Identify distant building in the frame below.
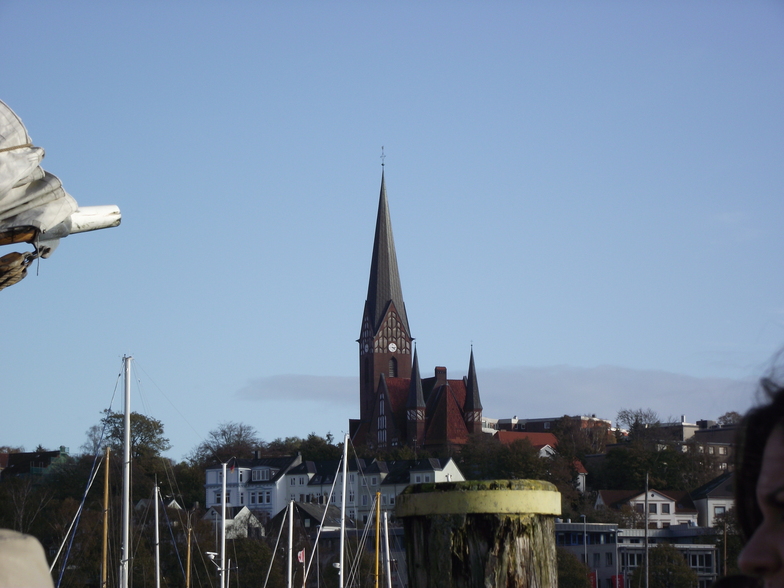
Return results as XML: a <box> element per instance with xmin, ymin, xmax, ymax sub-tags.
<box><xmin>690</xmin><ymin>471</ymin><xmax>734</xmax><ymax>528</ymax></box>
<box><xmin>203</xmin><ymin>505</ymin><xmax>264</xmax><ymax>539</ymax></box>
<box><xmin>204</xmin><ymin>455</ymin><xmax>465</xmax><ymax>525</ymax></box>
<box><xmin>0</xmin><ymin>446</ymin><xmax>69</xmax><ymax>481</ymax></box>
<box><xmin>595</xmin><ymin>489</ymin><xmax>699</xmax><ymax>528</ymax></box>
<box><xmin>350</xmin><ymin>170</ymin><xmax>484</xmax><ymax>454</ymax></box>
<box><xmin>555</xmin><ymin>521</ymin><xmax>719</xmax><ymax>588</ymax></box>
<box><xmin>496</xmin><ymin>415</ymin><xmax>612</xmax><ymax>434</ymax></box>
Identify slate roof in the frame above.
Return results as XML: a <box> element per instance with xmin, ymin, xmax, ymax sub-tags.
<box><xmin>690</xmin><ymin>471</ymin><xmax>734</xmax><ymax>500</ymax></box>
<box><xmin>365</xmin><ymin>171</ymin><xmax>409</xmax><ymax>333</ymax></box>
<box><xmin>597</xmin><ymin>489</ymin><xmax>698</xmax><ymax>514</ymax></box>
<box><xmin>208</xmin><ymin>455</ymin><xmax>300</xmax><ymax>483</ymax></box>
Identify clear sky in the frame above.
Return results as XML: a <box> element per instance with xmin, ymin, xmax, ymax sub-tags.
<box><xmin>2</xmin><ymin>1</ymin><xmax>783</xmax><ymax>460</ymax></box>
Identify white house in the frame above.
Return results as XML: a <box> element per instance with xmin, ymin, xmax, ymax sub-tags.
<box><xmin>205</xmin><ymin>455</ymin><xmax>465</xmax><ymax>526</ymax></box>
<box><xmin>595</xmin><ymin>489</ymin><xmax>699</xmax><ymax>528</ymax></box>
<box><xmin>690</xmin><ymin>471</ymin><xmax>734</xmax><ymax>528</ymax></box>
<box><xmin>204</xmin><ymin>454</ymin><xmax>302</xmax><ymax>524</ymax></box>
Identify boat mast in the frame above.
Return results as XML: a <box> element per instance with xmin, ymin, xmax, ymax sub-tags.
<box><xmin>374</xmin><ymin>492</ymin><xmax>381</xmax><ymax>588</ymax></box>
<box><xmin>119</xmin><ymin>355</ymin><xmax>132</xmax><ymax>588</ymax></box>
<box><xmin>154</xmin><ymin>481</ymin><xmax>161</xmax><ymax>588</ymax></box>
<box><xmin>221</xmin><ymin>462</ymin><xmax>227</xmax><ymax>588</ymax></box>
<box><xmin>101</xmin><ymin>446</ymin><xmax>110</xmax><ymax>588</ymax></box>
<box><xmin>383</xmin><ymin>512</ymin><xmax>392</xmax><ymax>588</ymax></box>
<box><xmin>287</xmin><ymin>500</ymin><xmax>294</xmax><ymax>588</ymax></box>
<box><xmin>339</xmin><ymin>433</ymin><xmax>348</xmax><ymax>588</ymax></box>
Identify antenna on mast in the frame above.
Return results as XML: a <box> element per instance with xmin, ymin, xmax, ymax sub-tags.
<box><xmin>380</xmin><ymin>146</ymin><xmax>385</xmax><ymax>167</ymax></box>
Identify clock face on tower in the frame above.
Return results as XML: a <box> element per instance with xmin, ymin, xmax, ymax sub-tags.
<box><xmin>364</xmin><ymin>343</ymin><xmax>369</xmax><ymax>352</ymax></box>
<box><xmin>388</xmin><ymin>342</ymin><xmax>397</xmax><ymax>352</ymax></box>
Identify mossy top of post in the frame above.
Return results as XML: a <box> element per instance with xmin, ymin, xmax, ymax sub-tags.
<box><xmin>395</xmin><ymin>479</ymin><xmax>561</xmax><ymax>518</ymax></box>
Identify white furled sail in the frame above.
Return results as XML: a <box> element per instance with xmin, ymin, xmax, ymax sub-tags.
<box><xmin>0</xmin><ymin>100</ymin><xmax>121</xmax><ymax>290</ymax></box>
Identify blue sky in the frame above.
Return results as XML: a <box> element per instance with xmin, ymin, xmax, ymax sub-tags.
<box><xmin>2</xmin><ymin>1</ymin><xmax>783</xmax><ymax>460</ymax></box>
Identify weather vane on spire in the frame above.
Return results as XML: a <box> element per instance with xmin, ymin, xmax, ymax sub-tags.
<box><xmin>380</xmin><ymin>146</ymin><xmax>385</xmax><ymax>167</ymax></box>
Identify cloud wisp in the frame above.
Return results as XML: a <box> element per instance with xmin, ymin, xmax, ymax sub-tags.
<box><xmin>236</xmin><ymin>365</ymin><xmax>757</xmax><ymax>428</ymax></box>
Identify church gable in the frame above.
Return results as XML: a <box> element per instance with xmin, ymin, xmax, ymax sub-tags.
<box><xmin>424</xmin><ymin>382</ymin><xmax>470</xmax><ymax>447</ymax></box>
<box><xmin>373</xmin><ymin>302</ymin><xmax>411</xmax><ymax>357</ymax></box>
<box><xmin>366</xmin><ymin>376</ymin><xmax>406</xmax><ymax>451</ymax></box>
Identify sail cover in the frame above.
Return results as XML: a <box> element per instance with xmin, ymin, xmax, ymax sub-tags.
<box><xmin>0</xmin><ymin>100</ymin><xmax>121</xmax><ymax>290</ymax></box>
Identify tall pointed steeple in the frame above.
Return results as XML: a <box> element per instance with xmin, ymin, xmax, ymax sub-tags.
<box><xmin>464</xmin><ymin>347</ymin><xmax>483</xmax><ymax>434</ymax></box>
<box><xmin>358</xmin><ymin>168</ymin><xmax>413</xmax><ymax>423</ymax></box>
<box><xmin>365</xmin><ymin>170</ymin><xmax>410</xmax><ymax>333</ymax></box>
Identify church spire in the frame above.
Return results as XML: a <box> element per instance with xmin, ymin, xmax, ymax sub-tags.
<box><xmin>406</xmin><ymin>346</ymin><xmax>425</xmax><ymax>409</ymax></box>
<box><xmin>365</xmin><ymin>170</ymin><xmax>410</xmax><ymax>333</ymax></box>
<box><xmin>464</xmin><ymin>347</ymin><xmax>483</xmax><ymax>434</ymax></box>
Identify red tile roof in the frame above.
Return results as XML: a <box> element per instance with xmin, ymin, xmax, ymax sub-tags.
<box><xmin>494</xmin><ymin>431</ymin><xmax>559</xmax><ymax>449</ymax></box>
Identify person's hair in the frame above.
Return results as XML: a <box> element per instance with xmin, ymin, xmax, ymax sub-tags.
<box><xmin>735</xmin><ymin>377</ymin><xmax>784</xmax><ymax>541</ymax></box>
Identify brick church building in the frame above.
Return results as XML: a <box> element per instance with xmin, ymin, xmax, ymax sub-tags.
<box><xmin>349</xmin><ymin>169</ymin><xmax>484</xmax><ymax>455</ymax></box>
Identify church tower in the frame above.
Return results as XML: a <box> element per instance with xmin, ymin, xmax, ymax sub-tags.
<box><xmin>358</xmin><ymin>169</ymin><xmax>413</xmax><ymax>422</ymax></box>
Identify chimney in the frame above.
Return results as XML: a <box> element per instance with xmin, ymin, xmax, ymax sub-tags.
<box><xmin>434</xmin><ymin>366</ymin><xmax>447</xmax><ymax>386</ymax></box>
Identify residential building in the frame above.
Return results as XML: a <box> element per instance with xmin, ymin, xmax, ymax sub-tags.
<box><xmin>493</xmin><ymin>431</ymin><xmax>588</xmax><ymax>493</ymax></box>
<box><xmin>497</xmin><ymin>415</ymin><xmax>612</xmax><ymax>434</ymax></box>
<box><xmin>595</xmin><ymin>489</ymin><xmax>699</xmax><ymax>528</ymax></box>
<box><xmin>690</xmin><ymin>471</ymin><xmax>734</xmax><ymax>528</ymax></box>
<box><xmin>204</xmin><ymin>454</ymin><xmax>302</xmax><ymax>524</ymax></box>
<box><xmin>556</xmin><ymin>522</ymin><xmax>719</xmax><ymax>588</ymax></box>
<box><xmin>205</xmin><ymin>455</ymin><xmax>464</xmax><ymax>525</ymax></box>
<box><xmin>0</xmin><ymin>446</ymin><xmax>70</xmax><ymax>481</ymax></box>
<box><xmin>350</xmin><ymin>170</ymin><xmax>484</xmax><ymax>454</ymax></box>
<box><xmin>203</xmin><ymin>506</ymin><xmax>264</xmax><ymax>539</ymax></box>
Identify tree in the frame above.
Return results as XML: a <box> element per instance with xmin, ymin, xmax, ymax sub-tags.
<box><xmin>717</xmin><ymin>411</ymin><xmax>742</xmax><ymax>426</ymax></box>
<box><xmin>629</xmin><ymin>543</ymin><xmax>698</xmax><ymax>588</ymax></box>
<box><xmin>188</xmin><ymin>421</ymin><xmax>261</xmax><ymax>466</ymax></box>
<box><xmin>617</xmin><ymin>408</ymin><xmax>662</xmax><ymax>448</ymax></box>
<box><xmin>80</xmin><ymin>424</ymin><xmax>104</xmax><ymax>455</ymax></box>
<box><xmin>557</xmin><ymin>547</ymin><xmax>591</xmax><ymax>588</ymax></box>
<box><xmin>100</xmin><ymin>410</ymin><xmax>171</xmax><ymax>458</ymax></box>
<box><xmin>553</xmin><ymin>416</ymin><xmax>611</xmax><ymax>461</ymax></box>
<box><xmin>714</xmin><ymin>508</ymin><xmax>743</xmax><ymax>577</ymax></box>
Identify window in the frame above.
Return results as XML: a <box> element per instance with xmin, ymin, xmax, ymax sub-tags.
<box><xmin>606</xmin><ymin>552</ymin><xmax>613</xmax><ymax>567</ymax></box>
<box><xmin>389</xmin><ymin>357</ymin><xmax>398</xmax><ymax>377</ymax></box>
<box><xmin>381</xmin><ymin>494</ymin><xmax>388</xmax><ymax>505</ymax></box>
<box><xmin>215</xmin><ymin>492</ymin><xmax>221</xmax><ymax>503</ymax></box>
<box><xmin>349</xmin><ymin>491</ymin><xmax>355</xmax><ymax>504</ymax></box>
<box><xmin>371</xmin><ymin>476</ymin><xmax>378</xmax><ymax>486</ymax></box>
<box><xmin>350</xmin><ymin>474</ymin><xmax>355</xmax><ymax>483</ymax></box>
<box><xmin>299</xmin><ymin>477</ymin><xmax>305</xmax><ymax>485</ymax></box>
<box><xmin>253</xmin><ymin>469</ymin><xmax>270</xmax><ymax>482</ymax></box>
<box><xmin>662</xmin><ymin>503</ymin><xmax>670</xmax><ymax>514</ymax></box>
<box><xmin>593</xmin><ymin>553</ymin><xmax>601</xmax><ymax>567</ymax></box>
<box><xmin>424</xmin><ymin>475</ymin><xmax>431</xmax><ymax>483</ymax></box>
<box><xmin>635</xmin><ymin>503</ymin><xmax>644</xmax><ymax>513</ymax></box>
<box><xmin>714</xmin><ymin>506</ymin><xmax>726</xmax><ymax>517</ymax></box>
<box><xmin>415</xmin><ymin>475</ymin><xmax>422</xmax><ymax>483</ymax></box>
<box><xmin>362</xmin><ymin>495</ymin><xmax>368</xmax><ymax>506</ymax></box>
<box><xmin>719</xmin><ymin>447</ymin><xmax>727</xmax><ymax>455</ymax></box>
<box><xmin>250</xmin><ymin>492</ymin><xmax>256</xmax><ymax>504</ymax></box>
<box><xmin>708</xmin><ymin>446</ymin><xmax>715</xmax><ymax>454</ymax></box>
<box><xmin>649</xmin><ymin>504</ymin><xmax>657</xmax><ymax>514</ymax></box>
<box><xmin>291</xmin><ymin>478</ymin><xmax>296</xmax><ymax>486</ymax></box>
<box><xmin>543</xmin><ymin>422</ymin><xmax>551</xmax><ymax>430</ymax></box>
<box><xmin>226</xmin><ymin>491</ymin><xmax>231</xmax><ymax>503</ymax></box>
<box><xmin>265</xmin><ymin>491</ymin><xmax>271</xmax><ymax>503</ymax></box>
<box><xmin>390</xmin><ymin>494</ymin><xmax>395</xmax><ymax>505</ymax></box>
<box><xmin>240</xmin><ymin>492</ymin><xmax>244</xmax><ymax>504</ymax></box>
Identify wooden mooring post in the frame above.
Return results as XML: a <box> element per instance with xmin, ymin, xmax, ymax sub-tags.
<box><xmin>396</xmin><ymin>480</ymin><xmax>561</xmax><ymax>588</ymax></box>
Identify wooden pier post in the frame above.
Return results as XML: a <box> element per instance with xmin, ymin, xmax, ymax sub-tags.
<box><xmin>396</xmin><ymin>480</ymin><xmax>561</xmax><ymax>588</ymax></box>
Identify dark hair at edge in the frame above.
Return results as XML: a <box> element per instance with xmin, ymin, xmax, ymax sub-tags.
<box><xmin>735</xmin><ymin>376</ymin><xmax>784</xmax><ymax>542</ymax></box>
